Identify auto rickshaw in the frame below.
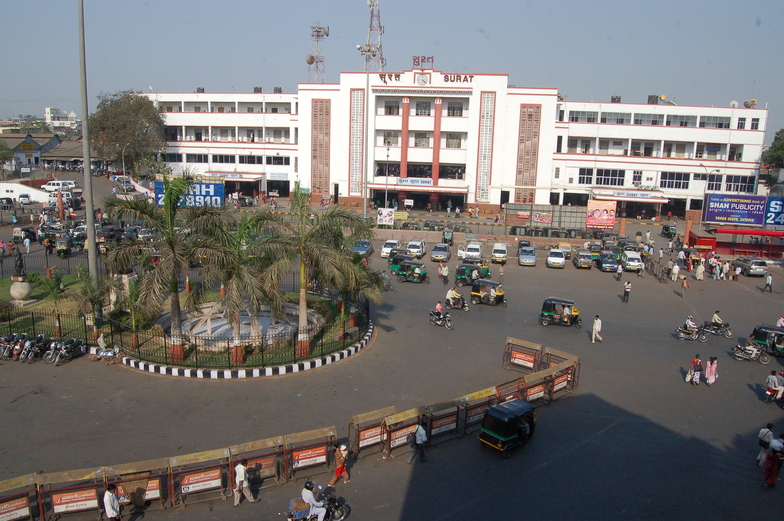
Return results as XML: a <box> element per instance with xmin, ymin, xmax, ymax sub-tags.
<box><xmin>661</xmin><ymin>224</ymin><xmax>677</xmax><ymax>238</ymax></box>
<box><xmin>479</xmin><ymin>398</ymin><xmax>536</xmax><ymax>458</ymax></box>
<box><xmin>455</xmin><ymin>264</ymin><xmax>480</xmax><ymax>287</ymax></box>
<box><xmin>55</xmin><ymin>236</ymin><xmax>72</xmax><ymax>258</ymax></box>
<box><xmin>12</xmin><ymin>226</ymin><xmax>35</xmax><ymax>244</ymax></box>
<box><xmin>389</xmin><ymin>254</ymin><xmax>415</xmax><ymax>275</ymax></box>
<box><xmin>464</xmin><ymin>258</ymin><xmax>491</xmax><ymax>278</ymax></box>
<box><xmin>442</xmin><ymin>228</ymin><xmax>454</xmax><ymax>246</ymax></box>
<box><xmin>745</xmin><ymin>324</ymin><xmax>784</xmax><ymax>357</ymax></box>
<box><xmin>539</xmin><ymin>297</ymin><xmax>582</xmax><ymax>328</ymax></box>
<box><xmin>470</xmin><ymin>279</ymin><xmax>507</xmax><ymax>307</ymax></box>
<box><xmin>397</xmin><ymin>260</ymin><xmax>430</xmax><ymax>284</ymax></box>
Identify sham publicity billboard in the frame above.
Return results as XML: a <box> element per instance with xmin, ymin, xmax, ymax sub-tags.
<box><xmin>704</xmin><ymin>194</ymin><xmax>766</xmax><ymax>226</ymax></box>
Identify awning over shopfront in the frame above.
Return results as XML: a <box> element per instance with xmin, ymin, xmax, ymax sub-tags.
<box><xmin>592</xmin><ymin>189</ymin><xmax>668</xmax><ymax>204</ymax></box>
<box><xmin>203</xmin><ymin>171</ymin><xmax>264</xmax><ymax>180</ymax></box>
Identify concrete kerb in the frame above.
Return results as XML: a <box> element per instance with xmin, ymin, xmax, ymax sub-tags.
<box><xmin>88</xmin><ymin>323</ymin><xmax>374</xmax><ymax>379</ymax></box>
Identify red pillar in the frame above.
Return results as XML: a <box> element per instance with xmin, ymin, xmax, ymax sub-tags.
<box><xmin>400</xmin><ymin>97</ymin><xmax>410</xmax><ymax>178</ymax></box>
<box><xmin>431</xmin><ymin>98</ymin><xmax>442</xmax><ymax>184</ymax></box>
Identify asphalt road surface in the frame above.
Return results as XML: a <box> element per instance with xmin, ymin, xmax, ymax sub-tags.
<box><xmin>1</xmin><ymin>193</ymin><xmax>783</xmax><ymax>520</ymax></box>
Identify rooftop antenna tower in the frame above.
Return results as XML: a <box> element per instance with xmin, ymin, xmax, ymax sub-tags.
<box><xmin>306</xmin><ymin>25</ymin><xmax>329</xmax><ymax>83</ymax></box>
<box><xmin>364</xmin><ymin>0</ymin><xmax>385</xmax><ymax>71</ymax></box>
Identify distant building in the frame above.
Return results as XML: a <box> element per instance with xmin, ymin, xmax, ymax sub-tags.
<box><xmin>44</xmin><ymin>107</ymin><xmax>81</xmax><ymax>133</ymax></box>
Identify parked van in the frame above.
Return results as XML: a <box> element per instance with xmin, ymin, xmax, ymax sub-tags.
<box><xmin>491</xmin><ymin>243</ymin><xmax>508</xmax><ymax>264</ymax></box>
<box><xmin>620</xmin><ymin>251</ymin><xmax>643</xmax><ymax>272</ymax></box>
<box><xmin>48</xmin><ymin>191</ymin><xmax>73</xmax><ymax>204</ymax></box>
<box><xmin>115</xmin><ymin>176</ymin><xmax>133</xmax><ymax>192</ymax></box>
<box><xmin>459</xmin><ymin>241</ymin><xmax>484</xmax><ymax>261</ymax></box>
<box><xmin>41</xmin><ymin>180</ymin><xmax>76</xmax><ymax>192</ymax></box>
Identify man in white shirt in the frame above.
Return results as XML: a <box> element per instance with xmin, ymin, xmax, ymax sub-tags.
<box><xmin>103</xmin><ymin>484</ymin><xmax>121</xmax><ymax>520</ymax></box>
<box><xmin>766</xmin><ymin>371</ymin><xmax>784</xmax><ymax>399</ymax></box>
<box><xmin>301</xmin><ymin>481</ymin><xmax>326</xmax><ymax>521</ymax></box>
<box><xmin>233</xmin><ymin>459</ymin><xmax>258</xmax><ymax>507</ymax></box>
<box><xmin>407</xmin><ymin>420</ymin><xmax>428</xmax><ymax>464</ymax></box>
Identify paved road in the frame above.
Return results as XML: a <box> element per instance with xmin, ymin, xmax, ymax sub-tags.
<box><xmin>2</xmin><ymin>192</ymin><xmax>784</xmax><ymax>519</ymax></box>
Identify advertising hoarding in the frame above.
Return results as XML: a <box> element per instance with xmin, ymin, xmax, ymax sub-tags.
<box><xmin>704</xmin><ymin>194</ymin><xmax>766</xmax><ymax>225</ymax></box>
<box><xmin>154</xmin><ymin>182</ymin><xmax>225</xmax><ymax>207</ymax></box>
<box><xmin>586</xmin><ymin>201</ymin><xmax>616</xmax><ymax>229</ymax></box>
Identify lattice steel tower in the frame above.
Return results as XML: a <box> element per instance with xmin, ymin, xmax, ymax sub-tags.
<box><xmin>306</xmin><ymin>25</ymin><xmax>329</xmax><ymax>83</ymax></box>
<box><xmin>364</xmin><ymin>0</ymin><xmax>385</xmax><ymax>72</ymax></box>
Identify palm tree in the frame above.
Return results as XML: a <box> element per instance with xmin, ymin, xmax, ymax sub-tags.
<box><xmin>72</xmin><ymin>263</ymin><xmax>119</xmax><ymax>340</ymax></box>
<box><xmin>105</xmin><ymin>174</ymin><xmax>229</xmax><ymax>362</ymax></box>
<box><xmin>120</xmin><ymin>276</ymin><xmax>161</xmax><ymax>350</ymax></box>
<box><xmin>29</xmin><ymin>270</ymin><xmax>67</xmax><ymax>337</ymax></box>
<box><xmin>333</xmin><ymin>252</ymin><xmax>384</xmax><ymax>338</ymax></box>
<box><xmin>255</xmin><ymin>184</ymin><xmax>374</xmax><ymax>357</ymax></box>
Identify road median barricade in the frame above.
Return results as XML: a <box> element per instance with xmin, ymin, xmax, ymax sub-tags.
<box><xmin>229</xmin><ymin>436</ymin><xmax>285</xmax><ymax>488</ymax></box>
<box><xmin>381</xmin><ymin>407</ymin><xmax>425</xmax><ymax>458</ymax></box>
<box><xmin>348</xmin><ymin>406</ymin><xmax>396</xmax><ymax>458</ymax></box>
<box><xmin>169</xmin><ymin>448</ymin><xmax>229</xmax><ymax>507</ymax></box>
<box><xmin>282</xmin><ymin>427</ymin><xmax>337</xmax><ymax>481</ymax></box>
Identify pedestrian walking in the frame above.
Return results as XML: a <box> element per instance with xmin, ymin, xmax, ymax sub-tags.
<box><xmin>680</xmin><ymin>277</ymin><xmax>689</xmax><ymax>298</ymax></box>
<box><xmin>645</xmin><ymin>230</ymin><xmax>651</xmax><ymax>242</ymax></box>
<box><xmin>763</xmin><ymin>274</ymin><xmax>773</xmax><ymax>293</ymax></box>
<box><xmin>671</xmin><ymin>264</ymin><xmax>680</xmax><ymax>282</ymax></box>
<box><xmin>592</xmin><ymin>315</ymin><xmax>603</xmax><ymax>343</ymax></box>
<box><xmin>622</xmin><ymin>280</ymin><xmax>631</xmax><ymax>303</ymax></box>
<box><xmin>441</xmin><ymin>263</ymin><xmax>449</xmax><ymax>285</ymax></box>
<box><xmin>437</xmin><ymin>262</ymin><xmax>445</xmax><ymax>282</ymax></box>
<box><xmin>103</xmin><ymin>484</ymin><xmax>121</xmax><ymax>520</ymax></box>
<box><xmin>499</xmin><ymin>262</ymin><xmax>505</xmax><ymax>283</ymax></box>
<box><xmin>705</xmin><ymin>357</ymin><xmax>718</xmax><ymax>386</ymax></box>
<box><xmin>616</xmin><ymin>263</ymin><xmax>623</xmax><ymax>281</ymax></box>
<box><xmin>446</xmin><ymin>199</ymin><xmax>452</xmax><ymax>216</ymax></box>
<box><xmin>688</xmin><ymin>354</ymin><xmax>703</xmax><ymax>385</ymax></box>
<box><xmin>22</xmin><ymin>236</ymin><xmax>31</xmax><ymax>254</ymax></box>
<box><xmin>764</xmin><ymin>435</ymin><xmax>784</xmax><ymax>489</ymax></box>
<box><xmin>659</xmin><ymin>248</ymin><xmax>663</xmax><ymax>260</ymax></box>
<box><xmin>407</xmin><ymin>420</ymin><xmax>428</xmax><ymax>464</ymax></box>
<box><xmin>758</xmin><ymin>423</ymin><xmax>775</xmax><ymax>467</ymax></box>
<box><xmin>667</xmin><ymin>240</ymin><xmax>673</xmax><ymax>254</ymax></box>
<box><xmin>328</xmin><ymin>444</ymin><xmax>350</xmax><ymax>486</ymax></box>
<box><xmin>233</xmin><ymin>459</ymin><xmax>258</xmax><ymax>507</ymax></box>
<box><xmin>735</xmin><ymin>265</ymin><xmax>742</xmax><ymax>281</ymax></box>
<box><xmin>695</xmin><ymin>262</ymin><xmax>705</xmax><ymax>281</ymax></box>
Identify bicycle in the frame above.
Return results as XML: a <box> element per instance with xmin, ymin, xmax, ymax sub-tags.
<box><xmin>383</xmin><ymin>280</ymin><xmax>396</xmax><ymax>293</ymax></box>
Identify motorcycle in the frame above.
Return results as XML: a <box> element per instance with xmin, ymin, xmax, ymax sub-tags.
<box><xmin>22</xmin><ymin>337</ymin><xmax>54</xmax><ymax>363</ymax></box>
<box><xmin>0</xmin><ymin>334</ymin><xmax>21</xmax><ymax>360</ymax></box>
<box><xmin>445</xmin><ymin>296</ymin><xmax>469</xmax><ymax>312</ymax></box>
<box><xmin>732</xmin><ymin>343</ymin><xmax>770</xmax><ymax>364</ymax></box>
<box><xmin>45</xmin><ymin>338</ymin><xmax>85</xmax><ymax>366</ymax></box>
<box><xmin>10</xmin><ymin>333</ymin><xmax>29</xmax><ymax>361</ymax></box>
<box><xmin>429</xmin><ymin>310</ymin><xmax>454</xmax><ymax>330</ymax></box>
<box><xmin>702</xmin><ymin>321</ymin><xmax>734</xmax><ymax>339</ymax></box>
<box><xmin>18</xmin><ymin>334</ymin><xmax>44</xmax><ymax>362</ymax></box>
<box><xmin>765</xmin><ymin>387</ymin><xmax>779</xmax><ymax>403</ymax></box>
<box><xmin>285</xmin><ymin>486</ymin><xmax>348</xmax><ymax>521</ymax></box>
<box><xmin>676</xmin><ymin>326</ymin><xmax>707</xmax><ymax>343</ymax></box>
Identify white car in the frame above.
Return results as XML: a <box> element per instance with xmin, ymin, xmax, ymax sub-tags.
<box><xmin>380</xmin><ymin>239</ymin><xmax>401</xmax><ymax>258</ymax></box>
<box><xmin>459</xmin><ymin>241</ymin><xmax>483</xmax><ymax>261</ymax></box>
<box><xmin>620</xmin><ymin>251</ymin><xmax>643</xmax><ymax>272</ymax></box>
<box><xmin>546</xmin><ymin>249</ymin><xmax>566</xmax><ymax>268</ymax></box>
<box><xmin>407</xmin><ymin>239</ymin><xmax>427</xmax><ymax>259</ymax></box>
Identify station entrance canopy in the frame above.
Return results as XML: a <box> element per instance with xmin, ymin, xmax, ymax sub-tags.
<box><xmin>591</xmin><ymin>189</ymin><xmax>668</xmax><ymax>204</ymax></box>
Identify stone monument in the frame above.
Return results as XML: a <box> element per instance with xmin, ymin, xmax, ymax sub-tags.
<box><xmin>10</xmin><ymin>252</ymin><xmax>33</xmax><ymax>301</ymax></box>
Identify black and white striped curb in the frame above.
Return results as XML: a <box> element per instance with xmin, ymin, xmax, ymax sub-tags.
<box><xmin>89</xmin><ymin>324</ymin><xmax>373</xmax><ymax>379</ymax></box>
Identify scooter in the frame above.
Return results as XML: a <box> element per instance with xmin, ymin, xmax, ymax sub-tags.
<box><xmin>702</xmin><ymin>321</ymin><xmax>734</xmax><ymax>339</ymax></box>
<box><xmin>285</xmin><ymin>485</ymin><xmax>348</xmax><ymax>521</ymax></box>
<box><xmin>445</xmin><ymin>296</ymin><xmax>469</xmax><ymax>312</ymax></box>
<box><xmin>429</xmin><ymin>310</ymin><xmax>454</xmax><ymax>330</ymax></box>
<box><xmin>676</xmin><ymin>326</ymin><xmax>707</xmax><ymax>343</ymax></box>
<box><xmin>10</xmin><ymin>333</ymin><xmax>29</xmax><ymax>361</ymax></box>
<box><xmin>733</xmin><ymin>343</ymin><xmax>770</xmax><ymax>364</ymax></box>
<box><xmin>765</xmin><ymin>387</ymin><xmax>779</xmax><ymax>403</ymax></box>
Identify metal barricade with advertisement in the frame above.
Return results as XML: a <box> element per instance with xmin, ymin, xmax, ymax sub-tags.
<box><xmin>425</xmin><ymin>400</ymin><xmax>462</xmax><ymax>445</ymax></box>
<box><xmin>457</xmin><ymin>387</ymin><xmax>499</xmax><ymax>435</ymax></box>
<box><xmin>282</xmin><ymin>427</ymin><xmax>337</xmax><ymax>481</ymax></box>
<box><xmin>106</xmin><ymin>457</ymin><xmax>169</xmax><ymax>513</ymax></box>
<box><xmin>36</xmin><ymin>468</ymin><xmax>105</xmax><ymax>521</ymax></box>
<box><xmin>502</xmin><ymin>338</ymin><xmax>543</xmax><ymax>374</ymax></box>
<box><xmin>168</xmin><ymin>448</ymin><xmax>230</xmax><ymax>507</ymax></box>
<box><xmin>348</xmin><ymin>406</ymin><xmax>396</xmax><ymax>458</ymax></box>
<box><xmin>380</xmin><ymin>407</ymin><xmax>425</xmax><ymax>458</ymax></box>
<box><xmin>229</xmin><ymin>436</ymin><xmax>285</xmax><ymax>489</ymax></box>
<box><xmin>0</xmin><ymin>475</ymin><xmax>38</xmax><ymax>521</ymax></box>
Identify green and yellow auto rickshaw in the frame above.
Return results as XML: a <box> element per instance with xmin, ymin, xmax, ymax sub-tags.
<box><xmin>455</xmin><ymin>264</ymin><xmax>482</xmax><ymax>287</ymax></box>
<box><xmin>479</xmin><ymin>399</ymin><xmax>536</xmax><ymax>458</ymax></box>
<box><xmin>464</xmin><ymin>258</ymin><xmax>491</xmax><ymax>278</ymax></box>
<box><xmin>389</xmin><ymin>254</ymin><xmax>415</xmax><ymax>275</ymax></box>
<box><xmin>470</xmin><ymin>279</ymin><xmax>507</xmax><ymax>307</ymax></box>
<box><xmin>442</xmin><ymin>228</ymin><xmax>454</xmax><ymax>246</ymax></box>
<box><xmin>397</xmin><ymin>261</ymin><xmax>430</xmax><ymax>284</ymax></box>
<box><xmin>539</xmin><ymin>297</ymin><xmax>582</xmax><ymax>328</ymax></box>
<box><xmin>55</xmin><ymin>236</ymin><xmax>71</xmax><ymax>258</ymax></box>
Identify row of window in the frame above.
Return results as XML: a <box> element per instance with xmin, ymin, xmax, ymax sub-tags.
<box><xmin>179</xmin><ymin>154</ymin><xmax>291</xmax><ymax>165</ymax></box>
<box><xmin>384</xmin><ymin>100</ymin><xmax>465</xmax><ymax>117</ymax></box>
<box><xmin>575</xmin><ymin>168</ymin><xmax>754</xmax><ymax>192</ymax></box>
<box><xmin>373</xmin><ymin>162</ymin><xmax>466</xmax><ymax>180</ymax></box>
<box><xmin>381</xmin><ymin>131</ymin><xmax>463</xmax><ymax>148</ymax></box>
<box><xmin>567</xmin><ymin>110</ymin><xmax>759</xmax><ymax>129</ymax></box>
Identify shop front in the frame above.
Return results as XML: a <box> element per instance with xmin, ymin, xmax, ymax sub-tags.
<box><xmin>591</xmin><ymin>189</ymin><xmax>669</xmax><ymax>220</ymax></box>
<box><xmin>368</xmin><ymin>181</ymin><xmax>467</xmax><ymax>211</ymax></box>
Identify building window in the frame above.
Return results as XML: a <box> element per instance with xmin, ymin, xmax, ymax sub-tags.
<box><xmin>161</xmin><ymin>153</ymin><xmax>182</xmax><ymax>163</ymax></box>
<box><xmin>439</xmin><ymin>164</ymin><xmax>465</xmax><ymax>180</ymax></box>
<box><xmin>415</xmin><ymin>102</ymin><xmax>431</xmax><ymax>116</ymax></box>
<box><xmin>447</xmin><ymin>102</ymin><xmax>463</xmax><ymax>117</ymax></box>
<box><xmin>384</xmin><ymin>100</ymin><xmax>400</xmax><ymax>115</ymax></box>
<box><xmin>445</xmin><ymin>133</ymin><xmax>462</xmax><ymax>148</ymax></box>
<box><xmin>707</xmin><ymin>174</ymin><xmax>723</xmax><ymax>191</ymax></box>
<box><xmin>186</xmin><ymin>154</ymin><xmax>208</xmax><ymax>163</ymax></box>
<box><xmin>725</xmin><ymin>175</ymin><xmax>755</xmax><ymax>193</ymax></box>
<box><xmin>699</xmin><ymin>116</ymin><xmax>731</xmax><ymax>128</ymax></box>
<box><xmin>408</xmin><ymin>164</ymin><xmax>432</xmax><ymax>178</ymax></box>
<box><xmin>632</xmin><ymin>171</ymin><xmax>642</xmax><ymax>185</ymax></box>
<box><xmin>666</xmin><ymin>115</ymin><xmax>698</xmax><ymax>127</ymax></box>
<box><xmin>600</xmin><ymin>112</ymin><xmax>630</xmax><ymax>124</ymax></box>
<box><xmin>633</xmin><ymin>113</ymin><xmax>664</xmax><ymax>125</ymax></box>
<box><xmin>660</xmin><ymin>172</ymin><xmax>690</xmax><ymax>190</ymax></box>
<box><xmin>737</xmin><ymin>118</ymin><xmax>746</xmax><ymax>130</ymax></box>
<box><xmin>556</xmin><ymin>135</ymin><xmax>563</xmax><ymax>153</ymax></box>
<box><xmin>578</xmin><ymin>168</ymin><xmax>593</xmax><ymax>185</ymax></box>
<box><xmin>751</xmin><ymin>118</ymin><xmax>760</xmax><ymax>130</ymax></box>
<box><xmin>414</xmin><ymin>132</ymin><xmax>429</xmax><ymax>147</ymax></box>
<box><xmin>596</xmin><ymin>169</ymin><xmax>625</xmax><ymax>186</ymax></box>
<box><xmin>569</xmin><ymin>111</ymin><xmax>598</xmax><ymax>123</ymax></box>
<box><xmin>212</xmin><ymin>154</ymin><xmax>235</xmax><ymax>164</ymax></box>
<box><xmin>266</xmin><ymin>156</ymin><xmax>290</xmax><ymax>165</ymax></box>
<box><xmin>383</xmin><ymin>131</ymin><xmax>399</xmax><ymax>146</ymax></box>
<box><xmin>239</xmin><ymin>155</ymin><xmax>260</xmax><ymax>164</ymax></box>
<box><xmin>554</xmin><ymin>167</ymin><xmax>560</xmax><ymax>180</ymax></box>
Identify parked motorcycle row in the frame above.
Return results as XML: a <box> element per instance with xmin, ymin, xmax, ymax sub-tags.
<box><xmin>0</xmin><ymin>333</ymin><xmax>86</xmax><ymax>366</ymax></box>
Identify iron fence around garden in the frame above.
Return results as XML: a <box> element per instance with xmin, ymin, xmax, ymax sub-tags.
<box><xmin>0</xmin><ymin>251</ymin><xmax>108</xmax><ymax>277</ymax></box>
<box><xmin>0</xmin><ymin>309</ymin><xmax>92</xmax><ymax>342</ymax></box>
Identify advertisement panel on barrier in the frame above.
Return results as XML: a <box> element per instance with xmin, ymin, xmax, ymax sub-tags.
<box><xmin>248</xmin><ymin>456</ymin><xmax>277</xmax><ymax>478</ymax></box>
<box><xmin>359</xmin><ymin>426</ymin><xmax>384</xmax><ymax>448</ymax></box>
<box><xmin>586</xmin><ymin>200</ymin><xmax>616</xmax><ymax>229</ymax></box>
<box><xmin>52</xmin><ymin>489</ymin><xmax>99</xmax><ymax>514</ymax></box>
<box><xmin>376</xmin><ymin>208</ymin><xmax>394</xmax><ymax>226</ymax></box>
<box><xmin>533</xmin><ymin>212</ymin><xmax>552</xmax><ymax>224</ymax></box>
<box><xmin>154</xmin><ymin>182</ymin><xmax>225</xmax><ymax>208</ymax></box>
<box><xmin>704</xmin><ymin>194</ymin><xmax>766</xmax><ymax>225</ymax></box>
<box><xmin>525</xmin><ymin>384</ymin><xmax>545</xmax><ymax>401</ymax></box>
<box><xmin>181</xmin><ymin>469</ymin><xmax>222</xmax><ymax>494</ymax></box>
<box><xmin>466</xmin><ymin>403</ymin><xmax>491</xmax><ymax>425</ymax></box>
<box><xmin>765</xmin><ymin>197</ymin><xmax>784</xmax><ymax>226</ymax></box>
<box><xmin>553</xmin><ymin>373</ymin><xmax>569</xmax><ymax>392</ymax></box>
<box><xmin>0</xmin><ymin>497</ymin><xmax>30</xmax><ymax>521</ymax></box>
<box><xmin>292</xmin><ymin>446</ymin><xmax>327</xmax><ymax>468</ymax></box>
<box><xmin>430</xmin><ymin>414</ymin><xmax>457</xmax><ymax>436</ymax></box>
<box><xmin>118</xmin><ymin>478</ymin><xmax>161</xmax><ymax>504</ymax></box>
<box><xmin>510</xmin><ymin>350</ymin><xmax>535</xmax><ymax>369</ymax></box>
<box><xmin>391</xmin><ymin>426</ymin><xmax>416</xmax><ymax>449</ymax></box>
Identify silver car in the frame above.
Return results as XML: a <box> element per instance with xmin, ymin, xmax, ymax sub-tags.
<box><xmin>430</xmin><ymin>243</ymin><xmax>452</xmax><ymax>262</ymax></box>
<box><xmin>518</xmin><ymin>246</ymin><xmax>537</xmax><ymax>266</ymax></box>
<box><xmin>732</xmin><ymin>256</ymin><xmax>768</xmax><ymax>277</ymax></box>
<box><xmin>546</xmin><ymin>249</ymin><xmax>566</xmax><ymax>268</ymax></box>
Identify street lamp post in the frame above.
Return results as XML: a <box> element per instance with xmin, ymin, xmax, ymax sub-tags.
<box><xmin>384</xmin><ymin>145</ymin><xmax>390</xmax><ymax>208</ymax></box>
<box><xmin>121</xmin><ymin>143</ymin><xmax>129</xmax><ymax>177</ymax></box>
<box><xmin>357</xmin><ymin>44</ymin><xmax>378</xmax><ymax>219</ymax></box>
<box><xmin>699</xmin><ymin>164</ymin><xmax>721</xmax><ymax>230</ymax></box>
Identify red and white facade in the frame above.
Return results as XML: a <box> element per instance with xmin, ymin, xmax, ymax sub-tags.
<box><xmin>148</xmin><ymin>69</ymin><xmax>768</xmax><ymax>213</ymax></box>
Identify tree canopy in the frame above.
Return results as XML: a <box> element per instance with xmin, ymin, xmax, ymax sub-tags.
<box><xmin>19</xmin><ymin>119</ymin><xmax>50</xmax><ymax>134</ymax></box>
<box><xmin>89</xmin><ymin>90</ymin><xmax>166</xmax><ymax>173</ymax></box>
<box><xmin>763</xmin><ymin>128</ymin><xmax>784</xmax><ymax>169</ymax></box>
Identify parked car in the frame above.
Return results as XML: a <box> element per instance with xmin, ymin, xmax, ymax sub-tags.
<box><xmin>352</xmin><ymin>240</ymin><xmax>374</xmax><ymax>257</ymax></box>
<box><xmin>518</xmin><ymin>246</ymin><xmax>537</xmax><ymax>267</ymax></box>
<box><xmin>459</xmin><ymin>241</ymin><xmax>483</xmax><ymax>261</ymax></box>
<box><xmin>620</xmin><ymin>251</ymin><xmax>643</xmax><ymax>272</ymax></box>
<box><xmin>137</xmin><ymin>228</ymin><xmax>154</xmax><ymax>242</ymax></box>
<box><xmin>491</xmin><ymin>243</ymin><xmax>508</xmax><ymax>264</ymax></box>
<box><xmin>430</xmin><ymin>243</ymin><xmax>452</xmax><ymax>262</ymax></box>
<box><xmin>732</xmin><ymin>256</ymin><xmax>769</xmax><ymax>277</ymax></box>
<box><xmin>406</xmin><ymin>239</ymin><xmax>427</xmax><ymax>259</ymax></box>
<box><xmin>18</xmin><ymin>194</ymin><xmax>32</xmax><ymax>205</ymax></box>
<box><xmin>546</xmin><ymin>249</ymin><xmax>566</xmax><ymax>268</ymax></box>
<box><xmin>380</xmin><ymin>240</ymin><xmax>401</xmax><ymax>258</ymax></box>
<box><xmin>572</xmin><ymin>249</ymin><xmax>593</xmax><ymax>269</ymax></box>
<box><xmin>597</xmin><ymin>251</ymin><xmax>619</xmax><ymax>272</ymax></box>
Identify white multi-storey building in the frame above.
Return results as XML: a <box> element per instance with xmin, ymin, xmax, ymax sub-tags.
<box><xmin>148</xmin><ymin>69</ymin><xmax>767</xmax><ymax>218</ymax></box>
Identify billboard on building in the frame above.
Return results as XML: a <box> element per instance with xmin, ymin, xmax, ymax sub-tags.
<box><xmin>153</xmin><ymin>182</ymin><xmax>225</xmax><ymax>207</ymax></box>
<box><xmin>376</xmin><ymin>208</ymin><xmax>394</xmax><ymax>226</ymax></box>
<box><xmin>586</xmin><ymin>201</ymin><xmax>616</xmax><ymax>229</ymax></box>
<box><xmin>704</xmin><ymin>194</ymin><xmax>766</xmax><ymax>226</ymax></box>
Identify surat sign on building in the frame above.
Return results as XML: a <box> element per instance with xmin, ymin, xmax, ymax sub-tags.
<box><xmin>704</xmin><ymin>194</ymin><xmax>766</xmax><ymax>225</ymax></box>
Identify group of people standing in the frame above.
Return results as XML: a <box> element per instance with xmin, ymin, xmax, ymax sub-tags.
<box><xmin>686</xmin><ymin>354</ymin><xmax>718</xmax><ymax>386</ymax></box>
<box><xmin>758</xmin><ymin>424</ymin><xmax>784</xmax><ymax>489</ymax></box>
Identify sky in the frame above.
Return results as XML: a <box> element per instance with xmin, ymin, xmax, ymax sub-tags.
<box><xmin>1</xmin><ymin>0</ymin><xmax>783</xmax><ymax>144</ymax></box>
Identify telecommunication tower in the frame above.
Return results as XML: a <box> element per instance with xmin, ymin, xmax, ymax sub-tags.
<box><xmin>306</xmin><ymin>25</ymin><xmax>329</xmax><ymax>83</ymax></box>
<box><xmin>364</xmin><ymin>0</ymin><xmax>385</xmax><ymax>71</ymax></box>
